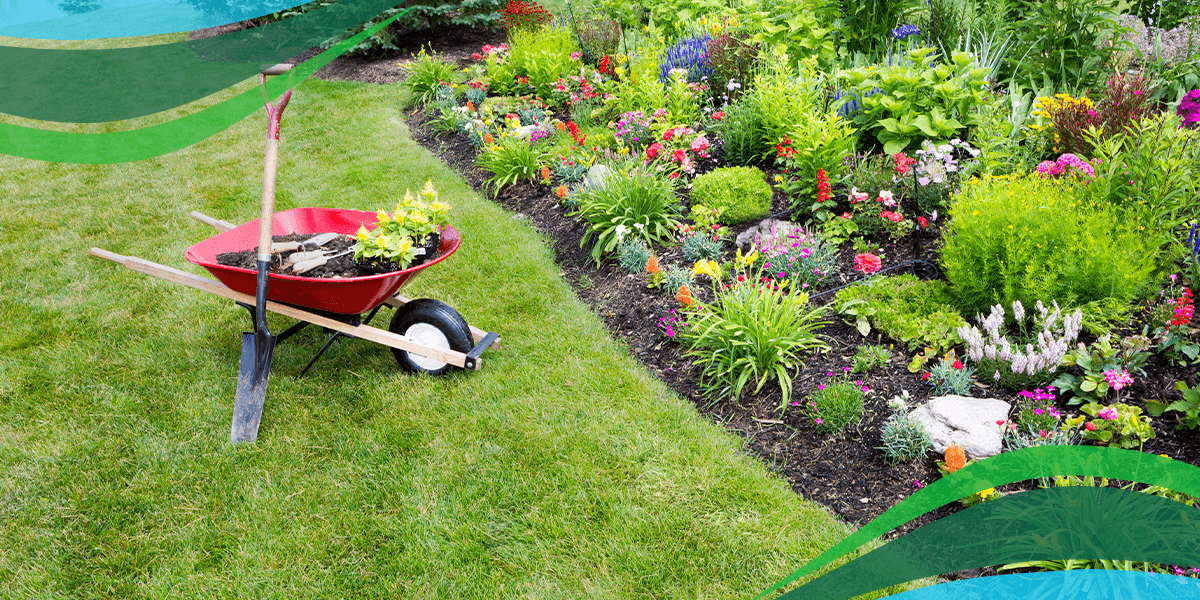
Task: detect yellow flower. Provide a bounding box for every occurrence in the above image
[692,259,721,278]
[376,210,390,223]
[421,179,439,202]
[430,200,451,213]
[737,249,758,268]
[978,488,996,498]
[1160,454,1172,459]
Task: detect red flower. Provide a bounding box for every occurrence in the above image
[917,216,928,228]
[996,420,1005,425]
[671,148,687,162]
[853,253,882,274]
[1039,430,1049,438]
[840,212,852,219]
[667,172,680,180]
[894,152,916,175]
[879,210,903,223]
[663,128,675,141]
[922,372,930,380]
[645,142,663,159]
[816,168,831,204]
[598,55,610,74]
[952,360,964,370]
[712,111,725,120]
[472,53,483,60]
[1085,422,1097,431]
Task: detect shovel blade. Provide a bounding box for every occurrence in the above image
[231,330,276,443]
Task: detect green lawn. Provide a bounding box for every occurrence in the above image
[0,80,918,598]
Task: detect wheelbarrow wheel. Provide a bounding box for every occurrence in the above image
[388,299,473,375]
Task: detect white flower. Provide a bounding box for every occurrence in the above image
[634,223,644,230]
[726,79,741,91]
[615,224,627,240]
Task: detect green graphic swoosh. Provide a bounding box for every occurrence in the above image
[781,486,1200,600]
[1,0,405,123]
[753,446,1200,600]
[0,11,404,164]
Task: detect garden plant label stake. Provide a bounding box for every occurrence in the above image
[232,64,293,444]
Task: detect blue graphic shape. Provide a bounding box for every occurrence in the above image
[0,0,304,39]
[886,571,1200,600]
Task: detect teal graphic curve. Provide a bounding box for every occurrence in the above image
[883,571,1200,600]
[777,485,1200,600]
[752,446,1200,600]
[0,0,301,40]
[1,0,404,122]
[0,11,404,163]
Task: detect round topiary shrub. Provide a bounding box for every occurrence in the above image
[689,166,772,224]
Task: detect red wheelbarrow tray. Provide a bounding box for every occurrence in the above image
[185,207,460,315]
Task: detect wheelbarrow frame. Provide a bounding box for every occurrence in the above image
[89,210,500,372]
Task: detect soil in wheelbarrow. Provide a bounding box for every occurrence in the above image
[215,233,443,278]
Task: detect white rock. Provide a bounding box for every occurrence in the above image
[909,395,1011,459]
[584,164,613,190]
[735,218,805,250]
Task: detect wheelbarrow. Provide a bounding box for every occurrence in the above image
[89,209,500,437]
[89,63,498,444]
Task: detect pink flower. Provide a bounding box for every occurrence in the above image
[663,128,675,141]
[914,480,926,489]
[667,172,680,180]
[877,190,896,207]
[815,418,823,424]
[1086,422,1097,431]
[1104,369,1133,391]
[571,51,580,60]
[645,142,664,159]
[996,420,1006,426]
[1098,407,1119,420]
[712,111,725,120]
[671,148,687,162]
[472,53,483,60]
[850,187,870,204]
[690,135,710,154]
[854,253,882,274]
[818,384,826,390]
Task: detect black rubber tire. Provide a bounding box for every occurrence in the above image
[388,299,473,375]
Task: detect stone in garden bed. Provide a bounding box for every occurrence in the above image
[735,218,804,250]
[910,395,1011,459]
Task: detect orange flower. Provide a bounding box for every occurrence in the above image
[541,166,551,180]
[646,255,662,275]
[944,443,966,473]
[556,122,567,131]
[466,100,474,111]
[484,133,494,144]
[554,185,568,199]
[676,285,695,307]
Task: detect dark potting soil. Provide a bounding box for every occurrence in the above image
[214,234,441,278]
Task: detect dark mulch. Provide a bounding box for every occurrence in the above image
[213,22,1200,568]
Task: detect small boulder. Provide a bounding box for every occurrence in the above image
[584,164,613,190]
[910,395,1011,459]
[735,218,803,250]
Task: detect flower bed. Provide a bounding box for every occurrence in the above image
[395,2,1200,547]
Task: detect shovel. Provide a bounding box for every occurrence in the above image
[231,63,294,444]
[271,232,340,254]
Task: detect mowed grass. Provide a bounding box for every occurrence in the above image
[0,80,917,598]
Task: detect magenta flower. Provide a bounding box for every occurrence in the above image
[1104,369,1133,391]
[1098,406,1119,420]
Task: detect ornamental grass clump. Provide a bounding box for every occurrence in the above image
[679,279,830,410]
[940,174,1158,321]
[805,371,867,433]
[879,394,932,464]
[958,300,1084,391]
[571,168,681,264]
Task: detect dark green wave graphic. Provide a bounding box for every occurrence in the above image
[1,0,405,123]
[753,447,1200,600]
[0,12,404,164]
[780,486,1200,600]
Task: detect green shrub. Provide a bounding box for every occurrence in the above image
[508,25,580,106]
[690,167,772,225]
[571,168,681,264]
[716,97,765,166]
[400,48,462,108]
[940,174,1160,319]
[680,281,830,410]
[838,48,990,154]
[834,274,967,353]
[852,344,891,373]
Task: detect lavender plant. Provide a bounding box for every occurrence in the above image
[659,34,713,84]
[958,300,1085,391]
